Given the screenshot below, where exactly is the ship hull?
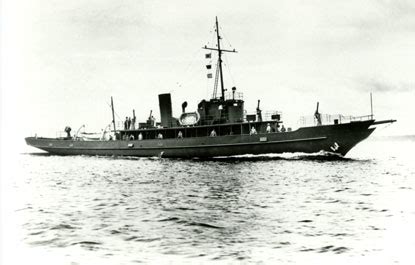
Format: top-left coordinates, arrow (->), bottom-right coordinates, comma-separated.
25,120 -> 377,158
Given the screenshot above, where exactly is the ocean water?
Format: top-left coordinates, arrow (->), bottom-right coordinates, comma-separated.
2,137 -> 415,264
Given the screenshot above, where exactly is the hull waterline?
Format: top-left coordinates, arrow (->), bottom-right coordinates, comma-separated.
25,120 -> 377,158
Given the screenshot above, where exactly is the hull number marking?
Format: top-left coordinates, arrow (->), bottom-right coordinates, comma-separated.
330,142 -> 340,152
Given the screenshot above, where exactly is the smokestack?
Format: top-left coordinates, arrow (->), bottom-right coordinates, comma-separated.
158,93 -> 173,128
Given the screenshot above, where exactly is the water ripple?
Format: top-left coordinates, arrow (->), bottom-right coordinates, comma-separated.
11,139 -> 415,264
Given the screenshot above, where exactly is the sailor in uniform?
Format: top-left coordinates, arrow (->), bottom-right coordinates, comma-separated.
266,123 -> 271,133
210,129 -> 217,137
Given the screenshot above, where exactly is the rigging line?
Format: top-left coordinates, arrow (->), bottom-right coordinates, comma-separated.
203,23 -> 216,52
106,101 -> 123,122
183,47 -> 204,75
213,59 -> 220,99
212,24 -> 216,47
219,25 -> 234,50
211,23 -> 217,47
175,27 -> 212,86
207,69 -> 214,100
175,48 -> 204,89
180,53 -> 210,89
181,33 -> 218,92
206,71 -> 209,99
183,68 -> 208,92
223,53 -> 236,86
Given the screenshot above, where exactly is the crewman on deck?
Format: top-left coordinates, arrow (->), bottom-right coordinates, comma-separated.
178,131 -> 183,138
281,125 -> 286,133
210,129 -> 217,137
64,126 -> 71,138
138,133 -> 143,140
124,117 -> 128,130
127,117 -> 131,130
250,126 -> 257,135
266,123 -> 271,133
158,133 -> 163,139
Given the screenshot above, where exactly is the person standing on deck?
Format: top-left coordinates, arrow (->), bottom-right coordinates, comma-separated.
131,114 -> 136,130
266,123 -> 271,133
124,117 -> 128,130
250,126 -> 257,135
210,129 -> 217,137
127,117 -> 131,130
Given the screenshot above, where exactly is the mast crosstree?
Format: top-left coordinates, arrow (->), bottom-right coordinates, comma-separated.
203,17 -> 237,101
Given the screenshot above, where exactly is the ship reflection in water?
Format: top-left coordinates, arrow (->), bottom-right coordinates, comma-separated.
8,137 -> 415,264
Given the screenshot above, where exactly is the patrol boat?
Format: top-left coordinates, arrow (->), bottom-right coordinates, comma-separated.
25,17 -> 396,158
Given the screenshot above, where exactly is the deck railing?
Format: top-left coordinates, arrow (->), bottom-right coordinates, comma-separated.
244,110 -> 282,122
56,131 -> 67,138
224,92 -> 244,101
298,114 -> 373,126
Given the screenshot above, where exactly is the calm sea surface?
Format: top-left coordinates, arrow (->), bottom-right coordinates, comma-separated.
3,137 -> 415,264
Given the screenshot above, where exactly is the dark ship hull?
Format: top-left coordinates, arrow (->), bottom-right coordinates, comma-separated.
25,120 -> 387,158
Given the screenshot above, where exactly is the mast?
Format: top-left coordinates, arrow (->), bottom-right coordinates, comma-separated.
111,96 -> 116,134
203,16 -> 237,101
215,17 -> 225,101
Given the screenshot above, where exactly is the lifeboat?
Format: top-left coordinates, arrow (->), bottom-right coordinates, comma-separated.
179,112 -> 200,126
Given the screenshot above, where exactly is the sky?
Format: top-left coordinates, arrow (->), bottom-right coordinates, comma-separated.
1,0 -> 415,147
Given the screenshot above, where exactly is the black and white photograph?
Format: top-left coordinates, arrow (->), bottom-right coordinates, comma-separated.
1,0 -> 414,264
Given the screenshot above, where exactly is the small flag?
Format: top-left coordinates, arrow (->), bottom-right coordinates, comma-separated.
205,53 -> 211,59
207,73 -> 213,78
206,64 -> 212,69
